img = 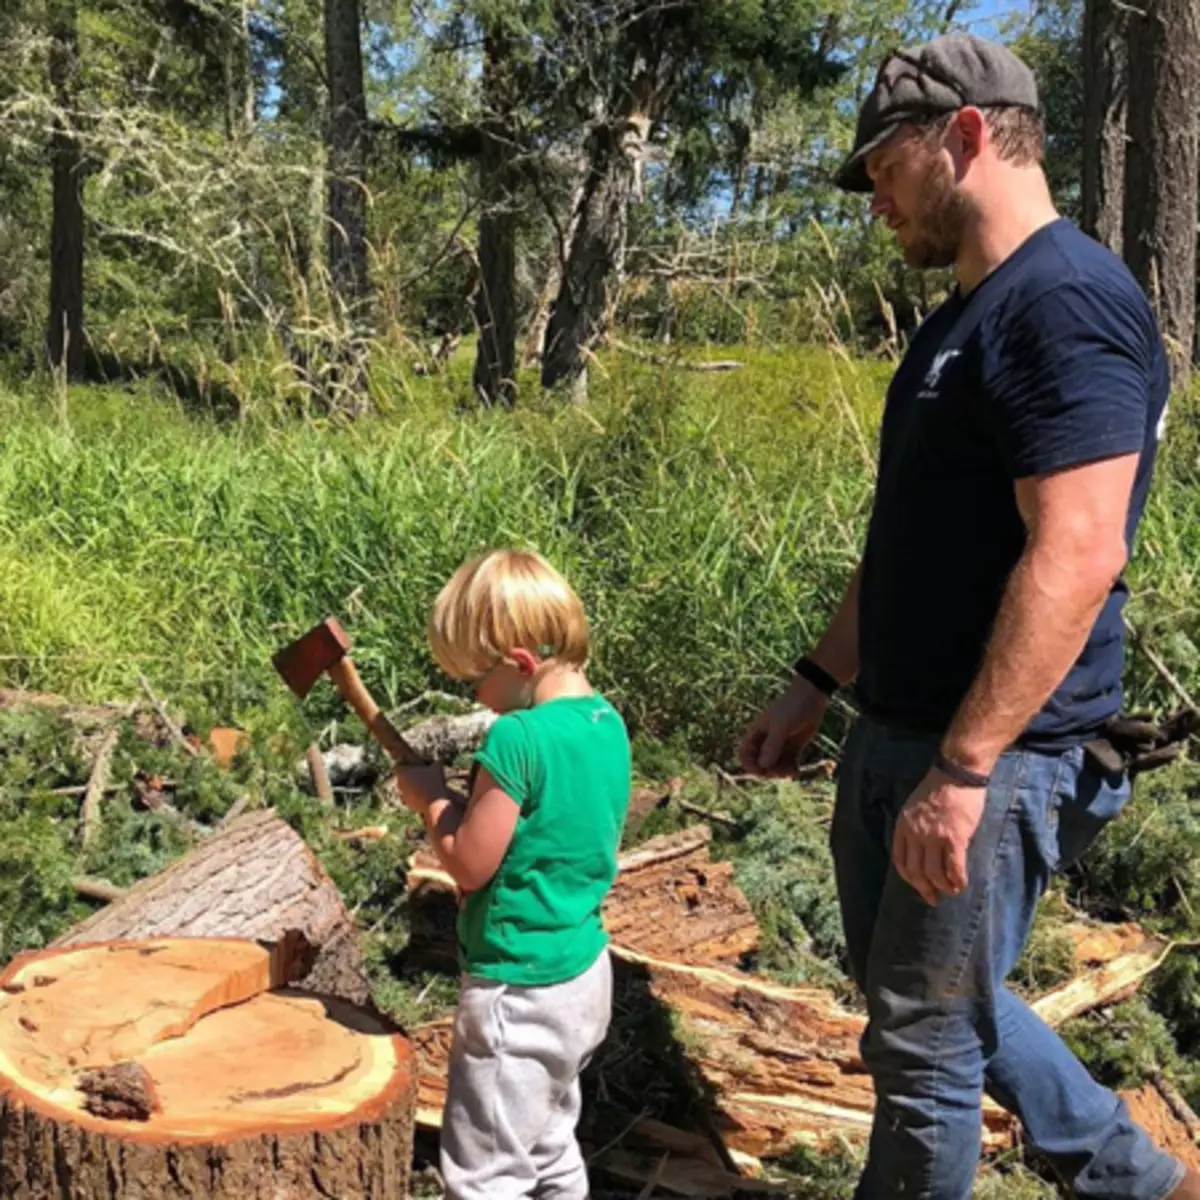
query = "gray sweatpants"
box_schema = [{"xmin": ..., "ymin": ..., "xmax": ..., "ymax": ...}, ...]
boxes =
[{"xmin": 440, "ymin": 951, "xmax": 613, "ymax": 1200}]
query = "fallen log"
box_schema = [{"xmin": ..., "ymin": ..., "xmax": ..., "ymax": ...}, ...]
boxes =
[
  {"xmin": 407, "ymin": 830, "xmax": 1177, "ymax": 1164},
  {"xmin": 609, "ymin": 338, "xmax": 744, "ymax": 372},
  {"xmin": 1122, "ymin": 1082, "xmax": 1200, "ymax": 1174},
  {"xmin": 411, "ymin": 1020, "xmax": 784, "ymax": 1197},
  {"xmin": 408, "ymin": 825, "xmax": 760, "ymax": 969},
  {"xmin": 73, "ymin": 876, "xmax": 127, "ymax": 903},
  {"xmin": 1029, "ymin": 930, "xmax": 1174, "ymax": 1028},
  {"xmin": 54, "ymin": 809, "xmax": 371, "ymax": 1004},
  {"xmin": 0, "ymin": 937, "xmax": 415, "ymax": 1199}
]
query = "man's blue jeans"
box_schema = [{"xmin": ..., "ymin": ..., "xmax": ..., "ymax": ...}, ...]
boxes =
[{"xmin": 832, "ymin": 716, "xmax": 1184, "ymax": 1200}]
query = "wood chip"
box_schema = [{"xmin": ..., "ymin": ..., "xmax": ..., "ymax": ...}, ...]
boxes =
[{"xmin": 78, "ymin": 1061, "xmax": 161, "ymax": 1122}]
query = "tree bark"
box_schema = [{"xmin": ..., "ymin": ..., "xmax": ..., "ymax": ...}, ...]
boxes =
[
  {"xmin": 521, "ymin": 152, "xmax": 589, "ymax": 367},
  {"xmin": 1123, "ymin": 0, "xmax": 1200, "ymax": 383},
  {"xmin": 472, "ymin": 29, "xmax": 520, "ymax": 406},
  {"xmin": 1082, "ymin": 0, "xmax": 1127, "ymax": 253},
  {"xmin": 0, "ymin": 939, "xmax": 414, "ymax": 1200},
  {"xmin": 45, "ymin": 0, "xmax": 85, "ymax": 380},
  {"xmin": 54, "ymin": 808, "xmax": 371, "ymax": 1005},
  {"xmin": 541, "ymin": 73, "xmax": 660, "ymax": 399},
  {"xmin": 323, "ymin": 0, "xmax": 370, "ymax": 317},
  {"xmin": 407, "ymin": 825, "xmax": 761, "ymax": 972},
  {"xmin": 223, "ymin": 0, "xmax": 255, "ymax": 141}
]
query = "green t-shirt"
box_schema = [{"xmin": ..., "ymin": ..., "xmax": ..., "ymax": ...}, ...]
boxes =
[{"xmin": 459, "ymin": 693, "xmax": 631, "ymax": 986}]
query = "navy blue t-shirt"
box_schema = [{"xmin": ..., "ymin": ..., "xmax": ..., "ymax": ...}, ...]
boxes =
[{"xmin": 856, "ymin": 218, "xmax": 1170, "ymax": 749}]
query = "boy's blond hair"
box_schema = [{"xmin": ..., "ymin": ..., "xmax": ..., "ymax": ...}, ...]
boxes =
[{"xmin": 428, "ymin": 549, "xmax": 590, "ymax": 680}]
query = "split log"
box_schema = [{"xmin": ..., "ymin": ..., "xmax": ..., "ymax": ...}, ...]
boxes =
[
  {"xmin": 0, "ymin": 938, "xmax": 415, "ymax": 1199},
  {"xmin": 407, "ymin": 829, "xmax": 1176, "ymax": 1163},
  {"xmin": 408, "ymin": 825, "xmax": 760, "ymax": 969},
  {"xmin": 1122, "ymin": 1082, "xmax": 1200, "ymax": 1173},
  {"xmin": 54, "ymin": 809, "xmax": 371, "ymax": 1004},
  {"xmin": 411, "ymin": 1021, "xmax": 784, "ymax": 1196},
  {"xmin": 415, "ymin": 934, "xmax": 1172, "ymax": 1164},
  {"xmin": 603, "ymin": 827, "xmax": 759, "ymax": 966},
  {"xmin": 1029, "ymin": 930, "xmax": 1173, "ymax": 1028},
  {"xmin": 598, "ymin": 1148, "xmax": 786, "ymax": 1196}
]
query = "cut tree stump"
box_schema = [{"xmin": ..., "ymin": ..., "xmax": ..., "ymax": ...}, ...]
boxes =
[
  {"xmin": 55, "ymin": 809, "xmax": 371, "ymax": 1004},
  {"xmin": 0, "ymin": 937, "xmax": 415, "ymax": 1200}
]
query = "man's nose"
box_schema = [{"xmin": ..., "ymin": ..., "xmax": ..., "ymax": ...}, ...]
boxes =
[{"xmin": 869, "ymin": 190, "xmax": 893, "ymax": 218}]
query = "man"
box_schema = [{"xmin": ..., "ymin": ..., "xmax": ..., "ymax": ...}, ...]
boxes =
[{"xmin": 739, "ymin": 32, "xmax": 1193, "ymax": 1200}]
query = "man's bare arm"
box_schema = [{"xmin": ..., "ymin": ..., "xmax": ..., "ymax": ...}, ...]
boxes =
[
  {"xmin": 808, "ymin": 561, "xmax": 863, "ymax": 686},
  {"xmin": 892, "ymin": 452, "xmax": 1140, "ymax": 905},
  {"xmin": 738, "ymin": 561, "xmax": 861, "ymax": 774},
  {"xmin": 940, "ymin": 452, "xmax": 1139, "ymax": 776}
]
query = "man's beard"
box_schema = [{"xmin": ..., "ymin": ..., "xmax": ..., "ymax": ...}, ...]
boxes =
[{"xmin": 902, "ymin": 157, "xmax": 970, "ymax": 270}]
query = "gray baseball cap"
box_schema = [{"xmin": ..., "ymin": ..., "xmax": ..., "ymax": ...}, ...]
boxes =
[{"xmin": 834, "ymin": 32, "xmax": 1040, "ymax": 193}]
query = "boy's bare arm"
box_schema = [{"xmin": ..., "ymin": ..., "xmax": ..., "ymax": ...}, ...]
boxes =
[{"xmin": 395, "ymin": 764, "xmax": 519, "ymax": 893}]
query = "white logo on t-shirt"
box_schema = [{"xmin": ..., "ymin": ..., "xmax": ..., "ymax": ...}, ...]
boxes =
[{"xmin": 919, "ymin": 348, "xmax": 962, "ymax": 398}]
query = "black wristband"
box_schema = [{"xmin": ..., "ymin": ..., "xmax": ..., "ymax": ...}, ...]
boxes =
[
  {"xmin": 793, "ymin": 655, "xmax": 839, "ymax": 697},
  {"xmin": 932, "ymin": 750, "xmax": 990, "ymax": 789}
]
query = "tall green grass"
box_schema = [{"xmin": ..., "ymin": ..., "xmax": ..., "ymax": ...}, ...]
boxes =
[{"xmin": 1, "ymin": 345, "xmax": 1198, "ymax": 764}]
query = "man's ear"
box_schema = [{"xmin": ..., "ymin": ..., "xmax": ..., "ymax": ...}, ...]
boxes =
[
  {"xmin": 951, "ymin": 106, "xmax": 986, "ymax": 168},
  {"xmin": 508, "ymin": 647, "xmax": 540, "ymax": 676}
]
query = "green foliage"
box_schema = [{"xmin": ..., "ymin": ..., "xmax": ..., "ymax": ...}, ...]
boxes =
[
  {"xmin": 973, "ymin": 1163, "xmax": 1059, "ymax": 1200},
  {"xmin": 729, "ymin": 779, "xmax": 848, "ymax": 986},
  {"xmin": 1009, "ymin": 889, "xmax": 1078, "ymax": 997},
  {"xmin": 1064, "ymin": 763, "xmax": 1200, "ymax": 931},
  {"xmin": 1060, "ymin": 995, "xmax": 1193, "ymax": 1095},
  {"xmin": 774, "ymin": 1141, "xmax": 865, "ymax": 1198},
  {"xmin": 0, "ymin": 346, "xmax": 883, "ymax": 762}
]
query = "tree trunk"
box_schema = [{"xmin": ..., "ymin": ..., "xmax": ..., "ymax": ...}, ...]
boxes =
[
  {"xmin": 540, "ymin": 82, "xmax": 657, "ymax": 399},
  {"xmin": 1082, "ymin": 0, "xmax": 1127, "ymax": 253},
  {"xmin": 45, "ymin": 0, "xmax": 84, "ymax": 380},
  {"xmin": 223, "ymin": 0, "xmax": 255, "ymax": 141},
  {"xmin": 472, "ymin": 30, "xmax": 520, "ymax": 406},
  {"xmin": 1123, "ymin": 0, "xmax": 1200, "ymax": 383},
  {"xmin": 521, "ymin": 152, "xmax": 589, "ymax": 367},
  {"xmin": 54, "ymin": 808, "xmax": 371, "ymax": 1005},
  {"xmin": 728, "ymin": 120, "xmax": 750, "ymax": 220},
  {"xmin": 0, "ymin": 938, "xmax": 415, "ymax": 1200},
  {"xmin": 323, "ymin": 0, "xmax": 369, "ymax": 317}
]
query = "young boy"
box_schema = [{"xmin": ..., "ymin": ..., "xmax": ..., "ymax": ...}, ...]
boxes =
[{"xmin": 393, "ymin": 548, "xmax": 632, "ymax": 1200}]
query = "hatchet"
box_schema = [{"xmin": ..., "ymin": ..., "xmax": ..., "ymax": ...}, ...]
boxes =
[{"xmin": 272, "ymin": 617, "xmax": 425, "ymax": 767}]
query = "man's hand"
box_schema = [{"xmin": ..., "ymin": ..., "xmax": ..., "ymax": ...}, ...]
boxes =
[
  {"xmin": 892, "ymin": 770, "xmax": 987, "ymax": 906},
  {"xmin": 738, "ymin": 676, "xmax": 829, "ymax": 776},
  {"xmin": 393, "ymin": 763, "xmax": 450, "ymax": 814}
]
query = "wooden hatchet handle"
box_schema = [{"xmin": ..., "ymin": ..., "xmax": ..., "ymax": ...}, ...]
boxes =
[{"xmin": 327, "ymin": 657, "xmax": 425, "ymax": 767}]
